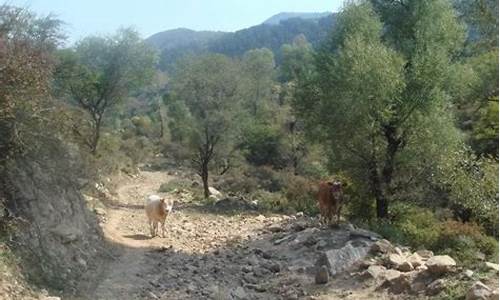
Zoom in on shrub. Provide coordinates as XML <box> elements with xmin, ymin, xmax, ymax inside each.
<box><xmin>436</xmin><ymin>220</ymin><xmax>498</xmax><ymax>263</ymax></box>
<box><xmin>247</xmin><ymin>166</ymin><xmax>285</xmax><ymax>192</ymax></box>
<box><xmin>251</xmin><ymin>189</ymin><xmax>288</xmax><ymax>212</ymax></box>
<box><xmin>158</xmin><ymin>178</ymin><xmax>193</xmax><ymax>193</ymax></box>
<box><xmin>240</xmin><ymin>124</ymin><xmax>285</xmax><ymax>168</ymax></box>
<box><xmin>282</xmin><ymin>174</ymin><xmax>318</xmax><ymax>215</ymax></box>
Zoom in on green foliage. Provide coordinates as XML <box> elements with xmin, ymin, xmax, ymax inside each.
<box><xmin>54</xmin><ymin>28</ymin><xmax>158</xmax><ymax>153</ymax></box>
<box><xmin>366</xmin><ymin>203</ymin><xmax>499</xmax><ymax>267</ymax></box>
<box><xmin>251</xmin><ymin>189</ymin><xmax>288</xmax><ymax>213</ymax></box>
<box><xmin>240</xmin><ymin>123</ymin><xmax>284</xmax><ymax>167</ymax></box>
<box><xmin>282</xmin><ymin>174</ymin><xmax>318</xmax><ymax>215</ymax></box>
<box><xmin>434</xmin><ymin>147</ymin><xmax>499</xmax><ymax>235</ymax></box>
<box><xmin>158</xmin><ymin>178</ymin><xmax>193</xmax><ymax>193</ymax></box>
<box><xmin>294</xmin><ymin>0</ymin><xmax>468</xmax><ymax>218</ymax></box>
<box><xmin>0</xmin><ymin>5</ymin><xmax>64</xmax><ymax>161</ymax></box>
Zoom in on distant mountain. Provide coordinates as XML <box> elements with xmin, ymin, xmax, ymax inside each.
<box><xmin>146</xmin><ymin>12</ymin><xmax>336</xmax><ymax>71</ymax></box>
<box><xmin>263</xmin><ymin>12</ymin><xmax>332</xmax><ymax>25</ymax></box>
<box><xmin>146</xmin><ymin>28</ymin><xmax>226</xmax><ymax>50</ymax></box>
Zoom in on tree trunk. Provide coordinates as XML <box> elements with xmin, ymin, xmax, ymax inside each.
<box><xmin>368</xmin><ymin>160</ymin><xmax>388</xmax><ymax>218</ymax></box>
<box><xmin>201</xmin><ymin>161</ymin><xmax>209</xmax><ymax>198</ymax></box>
<box><xmin>158</xmin><ymin>100</ymin><xmax>164</xmax><ymax>138</ymax></box>
<box><xmin>90</xmin><ymin>116</ymin><xmax>102</xmax><ymax>155</ymax></box>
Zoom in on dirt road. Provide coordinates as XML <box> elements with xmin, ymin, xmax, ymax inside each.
<box><xmin>86</xmin><ymin>170</ymin><xmax>394</xmax><ymax>300</ymax></box>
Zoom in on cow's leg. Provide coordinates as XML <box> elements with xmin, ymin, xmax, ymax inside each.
<box><xmin>161</xmin><ymin>218</ymin><xmax>166</xmax><ymax>238</ymax></box>
<box><xmin>149</xmin><ymin>220</ymin><xmax>154</xmax><ymax>237</ymax></box>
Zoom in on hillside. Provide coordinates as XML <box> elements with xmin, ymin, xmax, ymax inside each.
<box><xmin>146</xmin><ymin>12</ymin><xmax>336</xmax><ymax>70</ymax></box>
<box><xmin>262</xmin><ymin>11</ymin><xmax>332</xmax><ymax>25</ymax></box>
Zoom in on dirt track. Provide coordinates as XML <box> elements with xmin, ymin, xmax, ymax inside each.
<box><xmin>85</xmin><ymin>170</ymin><xmax>398</xmax><ymax>300</ymax></box>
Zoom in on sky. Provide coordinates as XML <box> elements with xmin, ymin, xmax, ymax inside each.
<box><xmin>7</xmin><ymin>0</ymin><xmax>344</xmax><ymax>45</ymax></box>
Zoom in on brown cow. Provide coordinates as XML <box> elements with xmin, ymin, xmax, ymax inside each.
<box><xmin>317</xmin><ymin>180</ymin><xmax>344</xmax><ymax>225</ymax></box>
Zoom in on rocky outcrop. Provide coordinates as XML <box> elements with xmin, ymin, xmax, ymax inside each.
<box><xmin>1</xmin><ymin>145</ymin><xmax>107</xmax><ymax>295</ymax></box>
<box><xmin>425</xmin><ymin>255</ymin><xmax>456</xmax><ymax>274</ymax></box>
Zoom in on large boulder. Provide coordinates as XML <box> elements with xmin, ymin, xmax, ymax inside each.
<box><xmin>425</xmin><ymin>255</ymin><xmax>456</xmax><ymax>274</ymax></box>
<box><xmin>316</xmin><ymin>241</ymin><xmax>371</xmax><ymax>276</ymax></box>
<box><xmin>426</xmin><ymin>279</ymin><xmax>448</xmax><ymax>296</ymax></box>
<box><xmin>407</xmin><ymin>253</ymin><xmax>424</xmax><ymax>267</ymax></box>
<box><xmin>365</xmin><ymin>265</ymin><xmax>387</xmax><ymax>280</ymax></box>
<box><xmin>370</xmin><ymin>239</ymin><xmax>394</xmax><ymax>254</ymax></box>
<box><xmin>466</xmin><ymin>281</ymin><xmax>492</xmax><ymax>300</ymax></box>
<box><xmin>387</xmin><ymin>254</ymin><xmax>413</xmax><ymax>272</ymax></box>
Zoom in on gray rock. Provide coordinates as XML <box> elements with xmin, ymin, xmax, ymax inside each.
<box><xmin>407</xmin><ymin>253</ymin><xmax>424</xmax><ymax>267</ymax></box>
<box><xmin>466</xmin><ymin>281</ymin><xmax>492</xmax><ymax>300</ymax></box>
<box><xmin>366</xmin><ymin>265</ymin><xmax>387</xmax><ymax>279</ymax></box>
<box><xmin>425</xmin><ymin>255</ymin><xmax>456</xmax><ymax>274</ymax></box>
<box><xmin>484</xmin><ymin>262</ymin><xmax>499</xmax><ymax>273</ymax></box>
<box><xmin>463</xmin><ymin>269</ymin><xmax>475</xmax><ymax>279</ymax></box>
<box><xmin>416</xmin><ymin>249</ymin><xmax>434</xmax><ymax>259</ymax></box>
<box><xmin>315</xmin><ymin>266</ymin><xmax>329</xmax><ymax>284</ymax></box>
<box><xmin>268</xmin><ymin>224</ymin><xmax>283</xmax><ymax>232</ymax></box>
<box><xmin>349</xmin><ymin>228</ymin><xmax>382</xmax><ymax>241</ymax></box>
<box><xmin>232</xmin><ymin>287</ymin><xmax>248</xmax><ymax>299</ymax></box>
<box><xmin>426</xmin><ymin>279</ymin><xmax>447</xmax><ymax>296</ymax></box>
<box><xmin>316</xmin><ymin>241</ymin><xmax>371</xmax><ymax>276</ymax></box>
<box><xmin>370</xmin><ymin>239</ymin><xmax>394</xmax><ymax>254</ymax></box>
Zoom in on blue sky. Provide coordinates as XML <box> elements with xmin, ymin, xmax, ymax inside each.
<box><xmin>7</xmin><ymin>0</ymin><xmax>343</xmax><ymax>45</ymax></box>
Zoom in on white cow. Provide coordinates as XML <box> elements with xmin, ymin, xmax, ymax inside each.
<box><xmin>145</xmin><ymin>195</ymin><xmax>173</xmax><ymax>237</ymax></box>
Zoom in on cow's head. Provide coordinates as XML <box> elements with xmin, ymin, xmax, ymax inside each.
<box><xmin>330</xmin><ymin>180</ymin><xmax>342</xmax><ymax>194</ymax></box>
<box><xmin>159</xmin><ymin>198</ymin><xmax>173</xmax><ymax>213</ymax></box>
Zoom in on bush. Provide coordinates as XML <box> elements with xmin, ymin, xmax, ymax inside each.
<box><xmin>282</xmin><ymin>174</ymin><xmax>318</xmax><ymax>215</ymax></box>
<box><xmin>366</xmin><ymin>203</ymin><xmax>499</xmax><ymax>267</ymax></box>
<box><xmin>251</xmin><ymin>189</ymin><xmax>288</xmax><ymax>212</ymax></box>
<box><xmin>158</xmin><ymin>178</ymin><xmax>193</xmax><ymax>193</ymax></box>
<box><xmin>240</xmin><ymin>124</ymin><xmax>285</xmax><ymax>168</ymax></box>
<box><xmin>436</xmin><ymin>220</ymin><xmax>498</xmax><ymax>264</ymax></box>
<box><xmin>247</xmin><ymin>166</ymin><xmax>285</xmax><ymax>192</ymax></box>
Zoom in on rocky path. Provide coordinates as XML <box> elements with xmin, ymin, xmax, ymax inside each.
<box><xmin>85</xmin><ymin>170</ymin><xmax>438</xmax><ymax>300</ymax></box>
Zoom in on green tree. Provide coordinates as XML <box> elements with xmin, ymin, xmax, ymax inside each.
<box><xmin>294</xmin><ymin>1</ymin><xmax>465</xmax><ymax>218</ymax></box>
<box><xmin>241</xmin><ymin>48</ymin><xmax>276</xmax><ymax>117</ymax></box>
<box><xmin>54</xmin><ymin>28</ymin><xmax>157</xmax><ymax>154</ymax></box>
<box><xmin>170</xmin><ymin>54</ymin><xmax>243</xmax><ymax>198</ymax></box>
<box><xmin>0</xmin><ymin>5</ymin><xmax>63</xmax><ymax>161</ymax></box>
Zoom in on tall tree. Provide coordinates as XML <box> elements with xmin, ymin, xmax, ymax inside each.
<box><xmin>0</xmin><ymin>5</ymin><xmax>63</xmax><ymax>161</ymax></box>
<box><xmin>294</xmin><ymin>1</ymin><xmax>465</xmax><ymax>218</ymax></box>
<box><xmin>54</xmin><ymin>28</ymin><xmax>157</xmax><ymax>154</ymax></box>
<box><xmin>170</xmin><ymin>54</ymin><xmax>242</xmax><ymax>198</ymax></box>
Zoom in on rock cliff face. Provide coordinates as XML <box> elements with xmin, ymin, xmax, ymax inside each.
<box><xmin>1</xmin><ymin>145</ymin><xmax>107</xmax><ymax>294</ymax></box>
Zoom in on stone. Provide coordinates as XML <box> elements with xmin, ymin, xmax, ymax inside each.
<box><xmin>425</xmin><ymin>255</ymin><xmax>456</xmax><ymax>274</ymax></box>
<box><xmin>316</xmin><ymin>241</ymin><xmax>371</xmax><ymax>276</ymax></box>
<box><xmin>208</xmin><ymin>187</ymin><xmax>222</xmax><ymax>198</ymax></box>
<box><xmin>232</xmin><ymin>287</ymin><xmax>248</xmax><ymax>299</ymax></box>
<box><xmin>382</xmin><ymin>272</ymin><xmax>410</xmax><ymax>294</ymax></box>
<box><xmin>407</xmin><ymin>253</ymin><xmax>424</xmax><ymax>267</ymax></box>
<box><xmin>388</xmin><ymin>254</ymin><xmax>407</xmax><ymax>269</ymax></box>
<box><xmin>315</xmin><ymin>266</ymin><xmax>329</xmax><ymax>284</ymax></box>
<box><xmin>370</xmin><ymin>239</ymin><xmax>394</xmax><ymax>254</ymax></box>
<box><xmin>349</xmin><ymin>228</ymin><xmax>382</xmax><ymax>241</ymax></box>
<box><xmin>366</xmin><ymin>265</ymin><xmax>387</xmax><ymax>279</ymax></box>
<box><xmin>476</xmin><ymin>252</ymin><xmax>486</xmax><ymax>261</ymax></box>
<box><xmin>292</xmin><ymin>221</ymin><xmax>307</xmax><ymax>232</ymax></box>
<box><xmin>268</xmin><ymin>224</ymin><xmax>283</xmax><ymax>233</ymax></box>
<box><xmin>463</xmin><ymin>269</ymin><xmax>475</xmax><ymax>279</ymax></box>
<box><xmin>360</xmin><ymin>257</ymin><xmax>378</xmax><ymax>269</ymax></box>
<box><xmin>394</xmin><ymin>247</ymin><xmax>404</xmax><ymax>256</ymax></box>
<box><xmin>416</xmin><ymin>249</ymin><xmax>434</xmax><ymax>259</ymax></box>
<box><xmin>243</xmin><ymin>273</ymin><xmax>258</xmax><ymax>284</ymax></box>
<box><xmin>382</xmin><ymin>269</ymin><xmax>402</xmax><ymax>282</ymax></box>
<box><xmin>398</xmin><ymin>261</ymin><xmax>414</xmax><ymax>272</ymax></box>
<box><xmin>466</xmin><ymin>281</ymin><xmax>492</xmax><ymax>300</ymax></box>
<box><xmin>484</xmin><ymin>262</ymin><xmax>499</xmax><ymax>273</ymax></box>
<box><xmin>426</xmin><ymin>279</ymin><xmax>447</xmax><ymax>296</ymax></box>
